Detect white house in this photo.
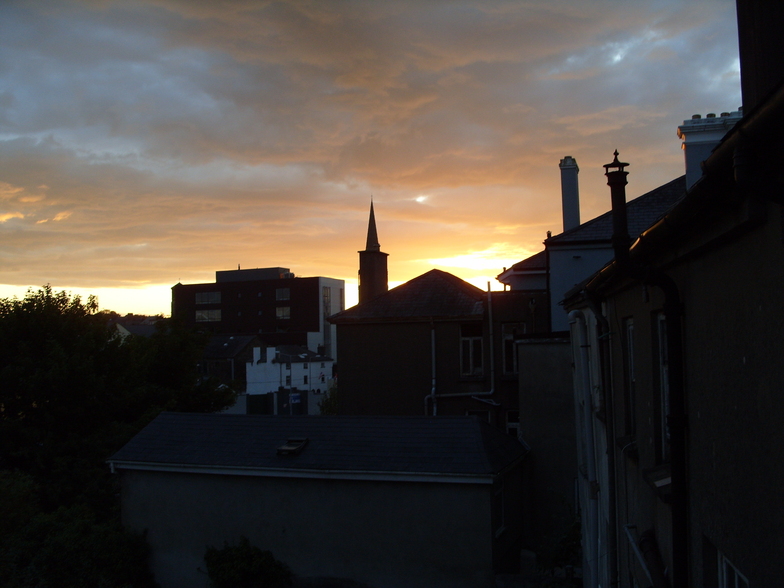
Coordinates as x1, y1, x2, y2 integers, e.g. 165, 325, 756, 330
245, 344, 334, 415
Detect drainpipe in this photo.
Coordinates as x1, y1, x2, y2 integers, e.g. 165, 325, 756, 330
568, 310, 599, 588
425, 317, 438, 416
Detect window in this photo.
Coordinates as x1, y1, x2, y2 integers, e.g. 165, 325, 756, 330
506, 410, 520, 438
653, 312, 670, 462
195, 291, 220, 305
195, 309, 221, 322
303, 363, 308, 369
460, 324, 483, 376
276, 288, 290, 301
303, 375, 308, 384
502, 323, 525, 374
719, 552, 749, 588
467, 409, 490, 423
493, 480, 505, 537
285, 375, 291, 386
276, 307, 290, 320
622, 317, 636, 436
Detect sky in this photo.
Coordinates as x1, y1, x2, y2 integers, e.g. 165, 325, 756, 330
0, 0, 741, 315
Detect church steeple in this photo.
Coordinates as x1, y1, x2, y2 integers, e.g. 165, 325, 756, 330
366, 200, 380, 251
358, 199, 388, 304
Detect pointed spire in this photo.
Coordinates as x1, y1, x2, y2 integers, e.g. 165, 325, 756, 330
365, 199, 380, 252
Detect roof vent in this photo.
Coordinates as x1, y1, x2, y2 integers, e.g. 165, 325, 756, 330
277, 438, 309, 456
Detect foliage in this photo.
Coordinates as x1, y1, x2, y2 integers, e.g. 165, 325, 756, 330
318, 381, 338, 415
0, 504, 157, 588
0, 286, 235, 586
536, 506, 582, 580
204, 536, 293, 588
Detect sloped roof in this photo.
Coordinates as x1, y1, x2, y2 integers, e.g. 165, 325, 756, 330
498, 177, 686, 283
273, 345, 332, 363
108, 412, 528, 481
546, 175, 686, 245
506, 250, 547, 273
330, 269, 485, 323
203, 335, 259, 359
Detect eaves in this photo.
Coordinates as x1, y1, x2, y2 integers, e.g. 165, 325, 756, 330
108, 460, 495, 485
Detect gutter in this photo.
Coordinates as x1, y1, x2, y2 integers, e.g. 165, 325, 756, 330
106, 460, 500, 485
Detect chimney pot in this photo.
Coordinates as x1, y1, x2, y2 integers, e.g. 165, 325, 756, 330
692, 114, 701, 119
706, 112, 716, 118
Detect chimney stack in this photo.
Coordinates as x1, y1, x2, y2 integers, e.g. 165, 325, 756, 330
559, 156, 580, 232
677, 110, 742, 189
604, 151, 630, 265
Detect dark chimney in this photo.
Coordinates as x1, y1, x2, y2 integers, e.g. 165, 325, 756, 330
604, 151, 630, 264
736, 0, 784, 112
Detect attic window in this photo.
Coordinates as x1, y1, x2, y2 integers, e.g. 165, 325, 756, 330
277, 438, 309, 456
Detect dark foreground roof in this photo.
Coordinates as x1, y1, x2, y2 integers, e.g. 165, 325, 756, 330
330, 269, 485, 323
109, 412, 527, 482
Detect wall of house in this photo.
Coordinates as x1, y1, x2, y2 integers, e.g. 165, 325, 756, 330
573, 197, 784, 587
517, 338, 576, 553
671, 199, 784, 587
548, 244, 613, 332
120, 470, 496, 588
337, 321, 434, 415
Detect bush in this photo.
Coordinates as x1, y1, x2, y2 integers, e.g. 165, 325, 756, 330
204, 536, 293, 588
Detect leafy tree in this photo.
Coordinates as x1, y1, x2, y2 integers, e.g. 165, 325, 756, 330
204, 536, 293, 588
0, 504, 157, 588
0, 286, 236, 586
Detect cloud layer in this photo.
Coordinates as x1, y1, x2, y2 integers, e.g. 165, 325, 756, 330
0, 0, 740, 312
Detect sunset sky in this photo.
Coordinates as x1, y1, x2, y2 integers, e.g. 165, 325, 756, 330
0, 0, 741, 315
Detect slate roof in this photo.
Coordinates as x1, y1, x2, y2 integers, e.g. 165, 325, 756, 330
109, 412, 527, 480
330, 269, 485, 323
546, 176, 686, 245
506, 250, 547, 273
273, 345, 332, 363
203, 335, 259, 359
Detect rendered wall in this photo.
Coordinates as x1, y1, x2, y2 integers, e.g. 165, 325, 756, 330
517, 338, 576, 550
121, 470, 494, 588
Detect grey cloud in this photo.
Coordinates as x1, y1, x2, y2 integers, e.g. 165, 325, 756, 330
0, 0, 741, 306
